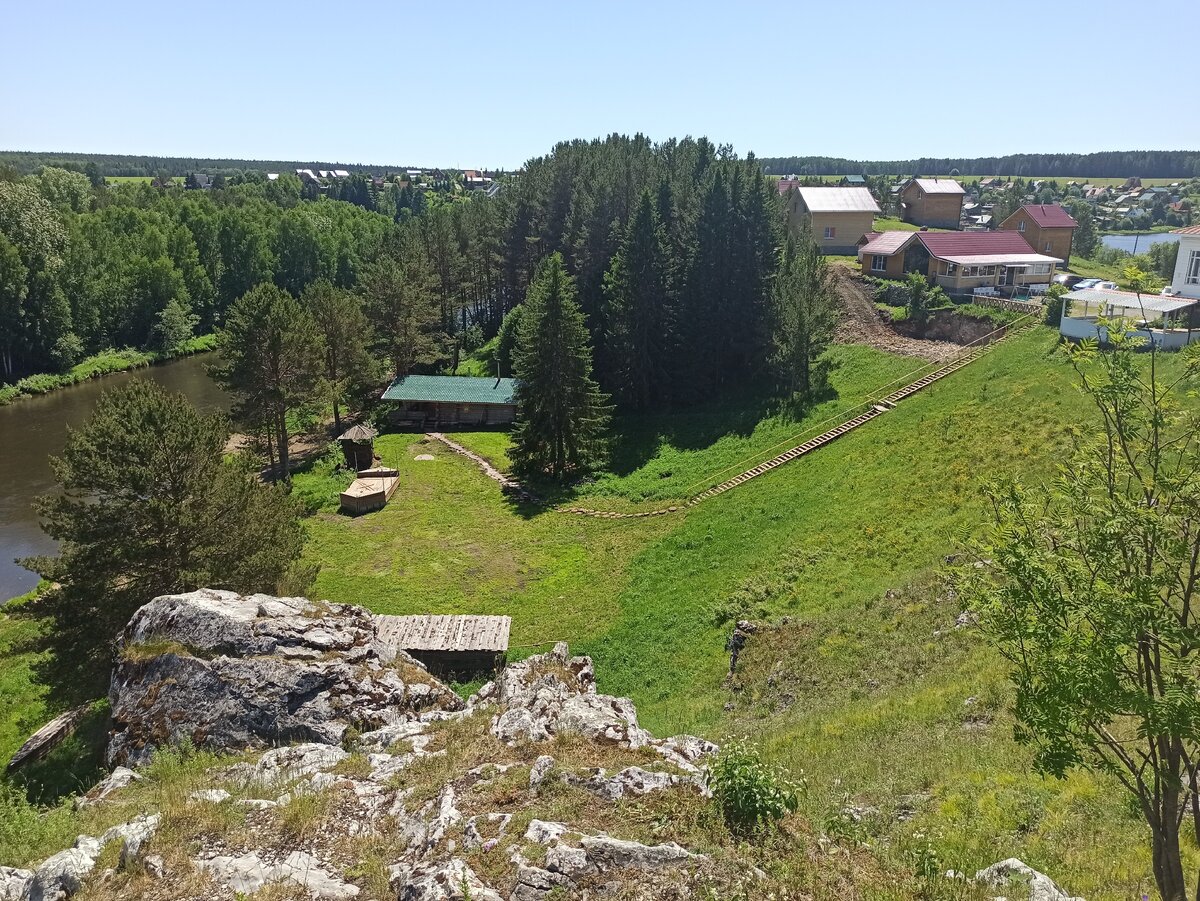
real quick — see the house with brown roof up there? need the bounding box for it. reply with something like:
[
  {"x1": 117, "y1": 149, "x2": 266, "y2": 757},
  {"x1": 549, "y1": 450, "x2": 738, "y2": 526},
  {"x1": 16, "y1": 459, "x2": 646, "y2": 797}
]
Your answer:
[
  {"x1": 999, "y1": 204, "x2": 1078, "y2": 266},
  {"x1": 858, "y1": 230, "x2": 1060, "y2": 294},
  {"x1": 898, "y1": 178, "x2": 966, "y2": 229},
  {"x1": 785, "y1": 186, "x2": 881, "y2": 254}
]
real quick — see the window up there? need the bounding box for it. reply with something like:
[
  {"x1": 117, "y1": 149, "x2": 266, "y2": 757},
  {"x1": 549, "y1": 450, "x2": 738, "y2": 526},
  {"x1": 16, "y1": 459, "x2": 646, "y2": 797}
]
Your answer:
[
  {"x1": 1032, "y1": 263, "x2": 1051, "y2": 275},
  {"x1": 871, "y1": 254, "x2": 887, "y2": 272},
  {"x1": 1188, "y1": 250, "x2": 1200, "y2": 285},
  {"x1": 1018, "y1": 220, "x2": 1026, "y2": 232},
  {"x1": 824, "y1": 226, "x2": 836, "y2": 239},
  {"x1": 1044, "y1": 242, "x2": 1052, "y2": 252},
  {"x1": 945, "y1": 262, "x2": 958, "y2": 276}
]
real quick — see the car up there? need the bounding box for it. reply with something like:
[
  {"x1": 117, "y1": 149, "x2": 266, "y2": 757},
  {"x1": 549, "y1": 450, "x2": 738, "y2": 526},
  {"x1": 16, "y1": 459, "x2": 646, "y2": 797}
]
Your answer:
[
  {"x1": 1094, "y1": 281, "x2": 1118, "y2": 291},
  {"x1": 1071, "y1": 278, "x2": 1103, "y2": 291}
]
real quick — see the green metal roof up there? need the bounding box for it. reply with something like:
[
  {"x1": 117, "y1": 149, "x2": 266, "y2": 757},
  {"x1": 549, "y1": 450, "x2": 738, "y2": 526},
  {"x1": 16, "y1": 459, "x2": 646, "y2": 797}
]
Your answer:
[{"x1": 382, "y1": 375, "x2": 516, "y2": 405}]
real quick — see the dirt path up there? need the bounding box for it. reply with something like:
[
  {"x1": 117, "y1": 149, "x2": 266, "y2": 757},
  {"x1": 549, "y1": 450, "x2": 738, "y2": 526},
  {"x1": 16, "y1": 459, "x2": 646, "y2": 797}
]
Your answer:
[{"x1": 833, "y1": 270, "x2": 963, "y2": 363}]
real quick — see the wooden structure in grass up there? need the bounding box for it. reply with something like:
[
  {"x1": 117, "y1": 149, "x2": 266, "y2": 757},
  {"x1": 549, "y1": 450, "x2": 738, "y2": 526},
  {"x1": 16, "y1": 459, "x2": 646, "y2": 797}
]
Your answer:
[
  {"x1": 339, "y1": 466, "x2": 399, "y2": 515},
  {"x1": 375, "y1": 614, "x2": 512, "y2": 674},
  {"x1": 338, "y1": 424, "x2": 378, "y2": 470}
]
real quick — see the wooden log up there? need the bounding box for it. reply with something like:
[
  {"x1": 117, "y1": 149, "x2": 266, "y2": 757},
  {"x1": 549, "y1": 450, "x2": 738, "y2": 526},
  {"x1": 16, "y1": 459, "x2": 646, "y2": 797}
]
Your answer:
[{"x1": 6, "y1": 704, "x2": 93, "y2": 773}]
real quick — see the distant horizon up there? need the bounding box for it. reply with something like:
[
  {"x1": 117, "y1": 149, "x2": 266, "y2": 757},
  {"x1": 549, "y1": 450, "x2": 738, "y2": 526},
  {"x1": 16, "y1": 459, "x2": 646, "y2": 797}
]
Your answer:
[{"x1": 3, "y1": 144, "x2": 1198, "y2": 176}]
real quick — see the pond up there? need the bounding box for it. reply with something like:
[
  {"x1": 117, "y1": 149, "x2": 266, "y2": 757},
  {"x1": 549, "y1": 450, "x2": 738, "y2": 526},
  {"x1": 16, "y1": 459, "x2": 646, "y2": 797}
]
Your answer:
[
  {"x1": 1100, "y1": 232, "x2": 1182, "y2": 254},
  {"x1": 0, "y1": 355, "x2": 228, "y2": 602}
]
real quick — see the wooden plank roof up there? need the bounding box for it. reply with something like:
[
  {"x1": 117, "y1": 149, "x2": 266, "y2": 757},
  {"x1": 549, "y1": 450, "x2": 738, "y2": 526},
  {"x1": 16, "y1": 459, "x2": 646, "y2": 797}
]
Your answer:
[{"x1": 375, "y1": 614, "x2": 511, "y2": 653}]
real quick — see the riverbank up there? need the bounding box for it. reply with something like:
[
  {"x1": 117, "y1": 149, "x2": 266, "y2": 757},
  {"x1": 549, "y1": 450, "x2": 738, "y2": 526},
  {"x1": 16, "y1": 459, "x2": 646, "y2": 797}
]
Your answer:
[{"x1": 0, "y1": 335, "x2": 218, "y2": 406}]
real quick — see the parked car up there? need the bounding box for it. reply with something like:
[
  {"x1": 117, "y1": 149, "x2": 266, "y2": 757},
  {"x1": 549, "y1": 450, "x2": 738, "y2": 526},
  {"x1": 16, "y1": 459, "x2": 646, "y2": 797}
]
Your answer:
[
  {"x1": 1071, "y1": 278, "x2": 1103, "y2": 291},
  {"x1": 1052, "y1": 273, "x2": 1086, "y2": 289}
]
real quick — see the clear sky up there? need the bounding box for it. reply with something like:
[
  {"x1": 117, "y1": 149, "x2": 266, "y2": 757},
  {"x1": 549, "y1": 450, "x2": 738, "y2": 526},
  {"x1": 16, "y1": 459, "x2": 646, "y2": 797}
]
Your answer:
[{"x1": 3, "y1": 0, "x2": 1196, "y2": 169}]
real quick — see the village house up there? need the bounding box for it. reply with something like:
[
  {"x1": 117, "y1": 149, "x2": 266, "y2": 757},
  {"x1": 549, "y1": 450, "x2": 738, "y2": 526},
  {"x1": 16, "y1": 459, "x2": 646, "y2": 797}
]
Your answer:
[
  {"x1": 785, "y1": 186, "x2": 881, "y2": 254},
  {"x1": 898, "y1": 178, "x2": 966, "y2": 229},
  {"x1": 857, "y1": 230, "x2": 1059, "y2": 295},
  {"x1": 999, "y1": 203, "x2": 1078, "y2": 266},
  {"x1": 382, "y1": 374, "x2": 516, "y2": 426}
]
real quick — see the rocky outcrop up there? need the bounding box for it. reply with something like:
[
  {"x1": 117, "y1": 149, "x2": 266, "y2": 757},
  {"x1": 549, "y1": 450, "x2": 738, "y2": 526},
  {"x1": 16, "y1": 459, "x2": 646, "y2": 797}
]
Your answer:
[
  {"x1": 107, "y1": 589, "x2": 461, "y2": 766},
  {"x1": 976, "y1": 858, "x2": 1084, "y2": 901},
  {"x1": 19, "y1": 601, "x2": 726, "y2": 901},
  {"x1": 485, "y1": 642, "x2": 715, "y2": 769}
]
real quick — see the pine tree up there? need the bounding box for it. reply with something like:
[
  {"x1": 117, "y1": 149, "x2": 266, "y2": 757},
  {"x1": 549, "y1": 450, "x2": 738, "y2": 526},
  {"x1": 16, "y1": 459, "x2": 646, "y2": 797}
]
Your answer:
[
  {"x1": 602, "y1": 190, "x2": 671, "y2": 410},
  {"x1": 360, "y1": 250, "x2": 444, "y2": 378},
  {"x1": 771, "y1": 232, "x2": 839, "y2": 398},
  {"x1": 215, "y1": 283, "x2": 325, "y2": 481},
  {"x1": 511, "y1": 253, "x2": 610, "y2": 479},
  {"x1": 23, "y1": 381, "x2": 308, "y2": 703},
  {"x1": 303, "y1": 278, "x2": 378, "y2": 433}
]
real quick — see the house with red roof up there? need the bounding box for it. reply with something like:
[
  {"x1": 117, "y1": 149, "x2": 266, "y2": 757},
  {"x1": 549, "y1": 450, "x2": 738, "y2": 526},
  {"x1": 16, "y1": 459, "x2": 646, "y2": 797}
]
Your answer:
[
  {"x1": 999, "y1": 204, "x2": 1078, "y2": 266},
  {"x1": 857, "y1": 230, "x2": 1061, "y2": 295},
  {"x1": 898, "y1": 178, "x2": 965, "y2": 229}
]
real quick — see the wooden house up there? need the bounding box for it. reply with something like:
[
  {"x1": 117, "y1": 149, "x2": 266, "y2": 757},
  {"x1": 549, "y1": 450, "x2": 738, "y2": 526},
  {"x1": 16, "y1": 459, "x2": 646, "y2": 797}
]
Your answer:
[
  {"x1": 858, "y1": 230, "x2": 1060, "y2": 295},
  {"x1": 999, "y1": 204, "x2": 1078, "y2": 266},
  {"x1": 375, "y1": 614, "x2": 512, "y2": 675},
  {"x1": 786, "y1": 187, "x2": 881, "y2": 254},
  {"x1": 383, "y1": 375, "x2": 516, "y2": 426},
  {"x1": 899, "y1": 178, "x2": 966, "y2": 229}
]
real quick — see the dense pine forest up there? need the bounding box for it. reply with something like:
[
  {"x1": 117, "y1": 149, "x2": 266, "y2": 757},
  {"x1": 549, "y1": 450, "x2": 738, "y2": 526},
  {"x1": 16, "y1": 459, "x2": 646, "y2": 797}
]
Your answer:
[
  {"x1": 759, "y1": 149, "x2": 1200, "y2": 177},
  {"x1": 1, "y1": 136, "x2": 829, "y2": 420}
]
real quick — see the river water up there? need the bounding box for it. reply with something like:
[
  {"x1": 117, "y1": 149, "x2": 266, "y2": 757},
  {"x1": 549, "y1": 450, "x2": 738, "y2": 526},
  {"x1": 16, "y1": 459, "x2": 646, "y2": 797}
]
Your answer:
[
  {"x1": 0, "y1": 355, "x2": 228, "y2": 601},
  {"x1": 1100, "y1": 232, "x2": 1182, "y2": 254}
]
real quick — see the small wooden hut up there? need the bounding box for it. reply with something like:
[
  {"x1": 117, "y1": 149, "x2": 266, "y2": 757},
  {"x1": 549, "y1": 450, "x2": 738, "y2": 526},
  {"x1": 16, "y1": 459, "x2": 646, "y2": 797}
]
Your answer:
[
  {"x1": 374, "y1": 614, "x2": 511, "y2": 675},
  {"x1": 338, "y1": 424, "x2": 378, "y2": 470}
]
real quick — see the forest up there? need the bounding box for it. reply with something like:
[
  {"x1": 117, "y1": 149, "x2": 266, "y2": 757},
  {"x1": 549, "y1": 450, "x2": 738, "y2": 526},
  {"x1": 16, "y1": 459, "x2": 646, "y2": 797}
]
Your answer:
[
  {"x1": 0, "y1": 136, "x2": 835, "y2": 441},
  {"x1": 759, "y1": 149, "x2": 1200, "y2": 178}
]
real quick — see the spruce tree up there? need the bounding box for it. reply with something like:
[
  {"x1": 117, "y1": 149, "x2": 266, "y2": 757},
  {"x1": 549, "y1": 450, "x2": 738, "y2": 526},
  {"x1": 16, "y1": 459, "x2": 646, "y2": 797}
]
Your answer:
[
  {"x1": 771, "y1": 232, "x2": 839, "y2": 399},
  {"x1": 511, "y1": 253, "x2": 610, "y2": 479},
  {"x1": 602, "y1": 190, "x2": 671, "y2": 410}
]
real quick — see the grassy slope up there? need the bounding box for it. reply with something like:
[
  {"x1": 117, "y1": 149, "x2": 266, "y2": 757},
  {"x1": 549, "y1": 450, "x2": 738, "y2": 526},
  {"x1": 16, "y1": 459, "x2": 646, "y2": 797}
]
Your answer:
[
  {"x1": 5, "y1": 328, "x2": 1194, "y2": 894},
  {"x1": 371, "y1": 329, "x2": 1193, "y2": 896}
]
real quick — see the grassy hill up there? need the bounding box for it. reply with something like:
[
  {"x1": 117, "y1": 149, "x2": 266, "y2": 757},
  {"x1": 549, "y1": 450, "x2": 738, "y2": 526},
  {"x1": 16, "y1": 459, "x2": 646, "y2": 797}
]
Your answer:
[
  {"x1": 5, "y1": 326, "x2": 1197, "y2": 895},
  {"x1": 293, "y1": 327, "x2": 1199, "y2": 896}
]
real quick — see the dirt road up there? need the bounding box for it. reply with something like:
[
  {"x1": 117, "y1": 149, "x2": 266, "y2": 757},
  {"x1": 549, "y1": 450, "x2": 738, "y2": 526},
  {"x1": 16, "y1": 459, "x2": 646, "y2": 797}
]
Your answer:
[{"x1": 833, "y1": 270, "x2": 964, "y2": 363}]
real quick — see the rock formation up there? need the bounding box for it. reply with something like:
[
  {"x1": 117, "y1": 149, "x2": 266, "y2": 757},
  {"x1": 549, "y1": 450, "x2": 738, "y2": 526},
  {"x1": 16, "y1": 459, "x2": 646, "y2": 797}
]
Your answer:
[{"x1": 107, "y1": 589, "x2": 461, "y2": 766}]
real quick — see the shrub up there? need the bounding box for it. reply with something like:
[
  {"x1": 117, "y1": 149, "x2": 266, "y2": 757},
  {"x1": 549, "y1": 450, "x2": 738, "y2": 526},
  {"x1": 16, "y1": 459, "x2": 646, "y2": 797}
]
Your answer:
[
  {"x1": 1043, "y1": 283, "x2": 1069, "y2": 326},
  {"x1": 706, "y1": 738, "x2": 800, "y2": 834}
]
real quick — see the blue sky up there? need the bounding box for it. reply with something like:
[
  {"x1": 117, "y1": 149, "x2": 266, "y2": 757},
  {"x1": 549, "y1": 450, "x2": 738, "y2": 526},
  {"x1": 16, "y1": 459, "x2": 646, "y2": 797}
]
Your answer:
[{"x1": 3, "y1": 0, "x2": 1196, "y2": 169}]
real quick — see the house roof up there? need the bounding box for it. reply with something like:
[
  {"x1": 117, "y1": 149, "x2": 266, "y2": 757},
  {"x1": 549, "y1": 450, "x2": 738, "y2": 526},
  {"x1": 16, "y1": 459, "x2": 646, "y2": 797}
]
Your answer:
[
  {"x1": 843, "y1": 175, "x2": 866, "y2": 184},
  {"x1": 375, "y1": 614, "x2": 511, "y2": 653},
  {"x1": 858, "y1": 231, "x2": 918, "y2": 257},
  {"x1": 917, "y1": 230, "x2": 1040, "y2": 258},
  {"x1": 1018, "y1": 204, "x2": 1078, "y2": 228},
  {"x1": 795, "y1": 186, "x2": 881, "y2": 213},
  {"x1": 382, "y1": 375, "x2": 516, "y2": 405},
  {"x1": 776, "y1": 178, "x2": 803, "y2": 195},
  {"x1": 911, "y1": 178, "x2": 965, "y2": 195},
  {"x1": 1172, "y1": 226, "x2": 1200, "y2": 236}
]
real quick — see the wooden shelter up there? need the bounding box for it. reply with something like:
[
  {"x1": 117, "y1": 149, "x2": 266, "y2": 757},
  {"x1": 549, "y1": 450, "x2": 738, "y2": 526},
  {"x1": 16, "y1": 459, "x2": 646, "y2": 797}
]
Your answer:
[
  {"x1": 382, "y1": 375, "x2": 516, "y2": 426},
  {"x1": 338, "y1": 424, "x2": 378, "y2": 470},
  {"x1": 375, "y1": 614, "x2": 511, "y2": 675}
]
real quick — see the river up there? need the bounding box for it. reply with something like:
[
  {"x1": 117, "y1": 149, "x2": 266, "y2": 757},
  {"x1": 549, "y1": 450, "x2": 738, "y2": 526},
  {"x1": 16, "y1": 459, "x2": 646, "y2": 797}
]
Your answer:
[
  {"x1": 0, "y1": 355, "x2": 228, "y2": 602},
  {"x1": 1100, "y1": 232, "x2": 1182, "y2": 254}
]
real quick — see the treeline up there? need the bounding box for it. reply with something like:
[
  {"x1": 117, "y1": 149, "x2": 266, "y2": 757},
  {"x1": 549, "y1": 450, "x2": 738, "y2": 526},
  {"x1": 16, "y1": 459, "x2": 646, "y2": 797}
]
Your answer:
[
  {"x1": 760, "y1": 150, "x2": 1200, "y2": 178},
  {"x1": 0, "y1": 151, "x2": 400, "y2": 179},
  {"x1": 0, "y1": 170, "x2": 396, "y2": 379}
]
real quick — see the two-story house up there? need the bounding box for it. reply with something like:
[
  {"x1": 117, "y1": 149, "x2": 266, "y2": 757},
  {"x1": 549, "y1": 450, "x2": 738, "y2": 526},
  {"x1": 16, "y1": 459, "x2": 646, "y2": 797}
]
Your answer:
[
  {"x1": 999, "y1": 204, "x2": 1078, "y2": 266},
  {"x1": 898, "y1": 178, "x2": 965, "y2": 229}
]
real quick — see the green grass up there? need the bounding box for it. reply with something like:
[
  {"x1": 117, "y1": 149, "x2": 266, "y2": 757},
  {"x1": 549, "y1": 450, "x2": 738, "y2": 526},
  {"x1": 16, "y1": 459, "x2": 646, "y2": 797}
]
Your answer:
[
  {"x1": 0, "y1": 335, "x2": 217, "y2": 405},
  {"x1": 7, "y1": 327, "x2": 1199, "y2": 896},
  {"x1": 295, "y1": 327, "x2": 1200, "y2": 897}
]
